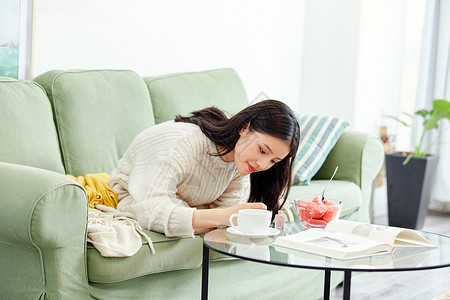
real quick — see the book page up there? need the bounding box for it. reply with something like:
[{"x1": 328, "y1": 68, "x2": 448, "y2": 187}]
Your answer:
[
  {"x1": 395, "y1": 231, "x2": 435, "y2": 246},
  {"x1": 325, "y1": 220, "x2": 434, "y2": 246},
  {"x1": 273, "y1": 229, "x2": 393, "y2": 259}
]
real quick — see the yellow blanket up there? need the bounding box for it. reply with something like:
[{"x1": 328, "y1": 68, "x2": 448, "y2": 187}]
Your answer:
[{"x1": 67, "y1": 173, "x2": 118, "y2": 209}]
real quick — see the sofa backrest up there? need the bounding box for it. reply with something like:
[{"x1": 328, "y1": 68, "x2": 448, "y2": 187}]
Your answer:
[
  {"x1": 0, "y1": 77, "x2": 65, "y2": 173},
  {"x1": 144, "y1": 68, "x2": 249, "y2": 124},
  {"x1": 34, "y1": 70, "x2": 154, "y2": 176}
]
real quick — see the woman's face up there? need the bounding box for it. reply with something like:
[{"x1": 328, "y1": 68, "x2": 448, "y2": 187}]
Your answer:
[{"x1": 231, "y1": 127, "x2": 291, "y2": 176}]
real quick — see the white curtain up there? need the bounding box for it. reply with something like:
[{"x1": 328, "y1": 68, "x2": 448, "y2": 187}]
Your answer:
[
  {"x1": 416, "y1": 0, "x2": 450, "y2": 211},
  {"x1": 353, "y1": 0, "x2": 428, "y2": 148}
]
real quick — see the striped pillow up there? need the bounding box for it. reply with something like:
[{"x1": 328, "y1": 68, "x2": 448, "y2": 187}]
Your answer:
[{"x1": 293, "y1": 114, "x2": 349, "y2": 185}]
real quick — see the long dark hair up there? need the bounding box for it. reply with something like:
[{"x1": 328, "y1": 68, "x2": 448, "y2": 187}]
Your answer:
[{"x1": 175, "y1": 100, "x2": 300, "y2": 215}]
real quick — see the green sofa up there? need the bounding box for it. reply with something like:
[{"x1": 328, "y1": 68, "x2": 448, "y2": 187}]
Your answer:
[{"x1": 0, "y1": 68, "x2": 383, "y2": 300}]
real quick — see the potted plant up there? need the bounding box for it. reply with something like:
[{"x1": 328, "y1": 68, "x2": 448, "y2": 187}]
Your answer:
[{"x1": 384, "y1": 99, "x2": 450, "y2": 229}]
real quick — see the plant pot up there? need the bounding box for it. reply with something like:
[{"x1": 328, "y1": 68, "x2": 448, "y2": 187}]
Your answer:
[{"x1": 385, "y1": 152, "x2": 439, "y2": 229}]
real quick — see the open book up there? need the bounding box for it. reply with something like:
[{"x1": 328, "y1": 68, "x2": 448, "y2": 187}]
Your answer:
[{"x1": 273, "y1": 220, "x2": 435, "y2": 260}]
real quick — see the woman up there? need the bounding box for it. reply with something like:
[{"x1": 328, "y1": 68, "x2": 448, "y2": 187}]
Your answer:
[{"x1": 109, "y1": 100, "x2": 300, "y2": 237}]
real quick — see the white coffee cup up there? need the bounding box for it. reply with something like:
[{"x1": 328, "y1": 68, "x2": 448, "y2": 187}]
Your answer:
[{"x1": 229, "y1": 209, "x2": 272, "y2": 234}]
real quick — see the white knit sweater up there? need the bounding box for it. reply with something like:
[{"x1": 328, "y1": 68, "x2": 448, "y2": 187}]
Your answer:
[{"x1": 109, "y1": 121, "x2": 250, "y2": 237}]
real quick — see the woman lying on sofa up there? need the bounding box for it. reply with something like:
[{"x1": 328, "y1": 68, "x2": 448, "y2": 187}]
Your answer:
[{"x1": 109, "y1": 100, "x2": 300, "y2": 237}]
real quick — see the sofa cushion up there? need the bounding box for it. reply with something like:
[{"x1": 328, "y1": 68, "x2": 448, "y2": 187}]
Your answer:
[
  {"x1": 88, "y1": 229, "x2": 237, "y2": 283},
  {"x1": 87, "y1": 230, "x2": 203, "y2": 283},
  {"x1": 0, "y1": 77, "x2": 65, "y2": 173},
  {"x1": 286, "y1": 180, "x2": 362, "y2": 220},
  {"x1": 34, "y1": 70, "x2": 155, "y2": 176},
  {"x1": 293, "y1": 114, "x2": 349, "y2": 185},
  {"x1": 144, "y1": 68, "x2": 248, "y2": 124}
]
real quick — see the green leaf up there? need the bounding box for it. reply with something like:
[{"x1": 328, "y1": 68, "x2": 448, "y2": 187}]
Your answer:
[
  {"x1": 385, "y1": 115, "x2": 410, "y2": 127},
  {"x1": 433, "y1": 99, "x2": 450, "y2": 109},
  {"x1": 432, "y1": 99, "x2": 450, "y2": 120},
  {"x1": 423, "y1": 118, "x2": 439, "y2": 131},
  {"x1": 422, "y1": 100, "x2": 450, "y2": 131},
  {"x1": 415, "y1": 109, "x2": 429, "y2": 119},
  {"x1": 402, "y1": 112, "x2": 413, "y2": 119}
]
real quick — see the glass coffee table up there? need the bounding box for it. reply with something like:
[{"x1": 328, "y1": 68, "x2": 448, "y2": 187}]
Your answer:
[{"x1": 202, "y1": 221, "x2": 450, "y2": 300}]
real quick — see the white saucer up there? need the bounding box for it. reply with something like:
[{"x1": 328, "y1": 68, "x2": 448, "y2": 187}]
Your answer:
[{"x1": 226, "y1": 227, "x2": 280, "y2": 238}]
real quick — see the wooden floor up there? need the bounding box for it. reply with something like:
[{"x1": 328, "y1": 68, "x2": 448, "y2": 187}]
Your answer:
[{"x1": 327, "y1": 184, "x2": 450, "y2": 300}]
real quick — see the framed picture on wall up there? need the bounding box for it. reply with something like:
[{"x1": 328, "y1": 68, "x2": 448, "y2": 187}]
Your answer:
[{"x1": 0, "y1": 0, "x2": 33, "y2": 80}]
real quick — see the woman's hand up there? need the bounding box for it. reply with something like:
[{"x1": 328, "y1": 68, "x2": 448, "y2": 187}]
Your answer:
[
  {"x1": 192, "y1": 202, "x2": 267, "y2": 234},
  {"x1": 224, "y1": 202, "x2": 267, "y2": 217}
]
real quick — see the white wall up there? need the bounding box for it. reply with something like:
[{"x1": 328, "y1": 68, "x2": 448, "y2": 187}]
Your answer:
[
  {"x1": 32, "y1": 0, "x2": 306, "y2": 112},
  {"x1": 298, "y1": 0, "x2": 361, "y2": 124}
]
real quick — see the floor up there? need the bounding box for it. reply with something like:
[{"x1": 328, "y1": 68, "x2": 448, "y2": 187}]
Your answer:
[{"x1": 328, "y1": 182, "x2": 450, "y2": 300}]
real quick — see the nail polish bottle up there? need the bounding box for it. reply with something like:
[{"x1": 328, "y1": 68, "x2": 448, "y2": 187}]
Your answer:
[{"x1": 275, "y1": 210, "x2": 285, "y2": 233}]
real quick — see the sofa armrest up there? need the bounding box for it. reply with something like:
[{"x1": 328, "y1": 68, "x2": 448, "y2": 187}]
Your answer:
[
  {"x1": 313, "y1": 131, "x2": 384, "y2": 222},
  {"x1": 0, "y1": 162, "x2": 90, "y2": 299}
]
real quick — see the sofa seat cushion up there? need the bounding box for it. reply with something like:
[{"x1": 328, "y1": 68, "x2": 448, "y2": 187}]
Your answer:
[
  {"x1": 87, "y1": 229, "x2": 203, "y2": 283},
  {"x1": 87, "y1": 227, "x2": 237, "y2": 283},
  {"x1": 0, "y1": 77, "x2": 65, "y2": 173},
  {"x1": 144, "y1": 68, "x2": 249, "y2": 124},
  {"x1": 34, "y1": 70, "x2": 155, "y2": 176},
  {"x1": 286, "y1": 180, "x2": 362, "y2": 220}
]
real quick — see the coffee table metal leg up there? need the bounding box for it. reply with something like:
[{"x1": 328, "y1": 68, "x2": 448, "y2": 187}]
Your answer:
[
  {"x1": 202, "y1": 244, "x2": 210, "y2": 300},
  {"x1": 324, "y1": 270, "x2": 331, "y2": 300},
  {"x1": 343, "y1": 271, "x2": 352, "y2": 300}
]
